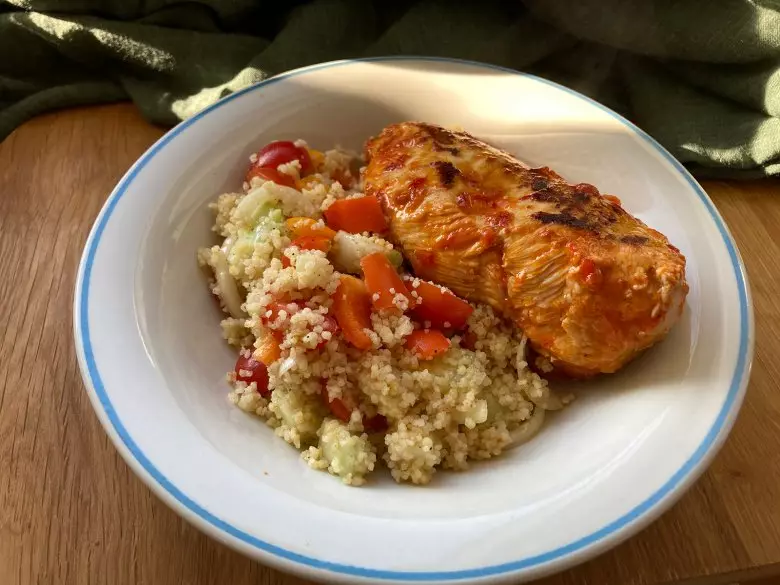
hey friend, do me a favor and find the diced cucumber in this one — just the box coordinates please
[234,182,318,227]
[270,387,325,447]
[330,232,401,274]
[318,419,376,483]
[252,206,285,240]
[225,205,285,258]
[234,188,279,228]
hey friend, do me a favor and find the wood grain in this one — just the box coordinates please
[1,104,779,585]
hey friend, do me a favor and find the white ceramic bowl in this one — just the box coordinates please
[74,58,753,584]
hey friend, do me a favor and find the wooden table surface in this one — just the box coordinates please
[2,104,780,585]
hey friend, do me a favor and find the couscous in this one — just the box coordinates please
[198,138,568,486]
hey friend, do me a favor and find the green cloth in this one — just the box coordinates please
[2,0,780,178]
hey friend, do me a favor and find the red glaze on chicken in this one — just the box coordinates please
[364,122,688,376]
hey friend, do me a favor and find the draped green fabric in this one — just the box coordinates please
[2,0,780,177]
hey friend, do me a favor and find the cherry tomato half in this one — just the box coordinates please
[250,140,312,176]
[261,300,300,326]
[363,413,388,433]
[234,351,270,396]
[245,165,296,188]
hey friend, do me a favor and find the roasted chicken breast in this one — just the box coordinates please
[364,122,688,376]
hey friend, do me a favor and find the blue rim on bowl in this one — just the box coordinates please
[74,57,753,582]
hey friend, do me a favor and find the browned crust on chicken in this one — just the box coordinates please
[364,122,688,376]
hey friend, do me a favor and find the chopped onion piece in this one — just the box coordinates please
[508,407,545,448]
[211,249,244,319]
[220,236,234,255]
[278,356,297,376]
